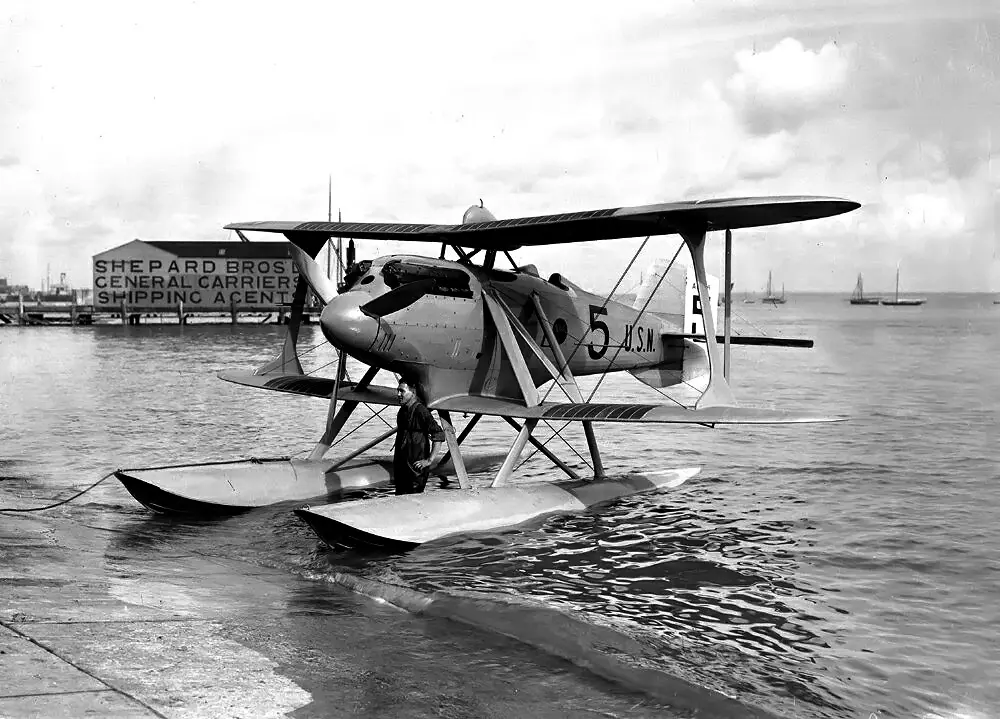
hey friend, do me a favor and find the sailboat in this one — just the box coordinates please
[880,265,926,306]
[761,270,786,305]
[742,290,756,304]
[849,273,881,305]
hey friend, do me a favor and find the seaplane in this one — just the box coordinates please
[116,195,859,550]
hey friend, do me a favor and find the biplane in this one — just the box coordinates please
[116,195,858,550]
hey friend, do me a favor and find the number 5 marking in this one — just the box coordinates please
[588,304,609,360]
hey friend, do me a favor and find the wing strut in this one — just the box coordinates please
[723,228,732,380]
[481,291,540,406]
[490,291,578,401]
[244,240,331,383]
[483,291,595,483]
[253,276,308,377]
[680,229,736,408]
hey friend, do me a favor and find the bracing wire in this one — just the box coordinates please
[540,236,651,404]
[586,240,686,403]
[515,420,592,473]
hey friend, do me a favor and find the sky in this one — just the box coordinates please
[1,0,998,293]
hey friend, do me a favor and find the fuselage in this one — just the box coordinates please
[320,254,703,403]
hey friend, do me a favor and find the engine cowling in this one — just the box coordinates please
[462,202,496,225]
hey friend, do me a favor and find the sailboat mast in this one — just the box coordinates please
[895,265,900,302]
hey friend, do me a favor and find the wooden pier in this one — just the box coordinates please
[0,300,319,326]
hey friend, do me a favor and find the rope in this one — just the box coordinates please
[0,471,116,512]
[0,457,294,513]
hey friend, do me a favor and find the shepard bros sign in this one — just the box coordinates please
[93,257,298,312]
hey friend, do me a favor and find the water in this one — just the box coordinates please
[2,293,998,718]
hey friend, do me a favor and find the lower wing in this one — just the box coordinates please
[432,396,844,424]
[218,372,841,424]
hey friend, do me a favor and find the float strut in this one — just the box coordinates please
[502,417,579,480]
[436,410,471,489]
[309,364,378,460]
[436,414,481,481]
[492,418,538,487]
[326,427,398,471]
[530,292,604,479]
[583,424,604,480]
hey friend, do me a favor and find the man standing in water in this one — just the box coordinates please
[394,377,445,495]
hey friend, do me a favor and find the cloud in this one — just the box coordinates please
[0,3,995,293]
[880,189,966,239]
[731,131,796,180]
[726,38,852,135]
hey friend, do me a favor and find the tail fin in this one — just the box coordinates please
[631,260,719,334]
[632,259,685,319]
[683,266,719,336]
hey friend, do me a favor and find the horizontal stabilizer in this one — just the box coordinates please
[664,333,814,348]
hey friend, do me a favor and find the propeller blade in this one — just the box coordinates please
[289,245,338,305]
[359,279,435,319]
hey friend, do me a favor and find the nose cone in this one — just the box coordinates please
[320,293,379,351]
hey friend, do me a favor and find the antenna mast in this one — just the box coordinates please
[326,175,332,278]
[336,209,343,287]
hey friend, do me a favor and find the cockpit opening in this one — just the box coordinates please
[381,260,474,299]
[339,259,372,293]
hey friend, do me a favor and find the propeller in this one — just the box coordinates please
[289,244,339,305]
[359,279,435,319]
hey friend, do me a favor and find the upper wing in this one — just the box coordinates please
[225,196,859,252]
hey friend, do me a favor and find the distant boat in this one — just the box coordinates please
[743,290,756,304]
[880,266,926,306]
[761,271,786,305]
[849,273,881,305]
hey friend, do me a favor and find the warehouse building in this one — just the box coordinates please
[92,240,302,314]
